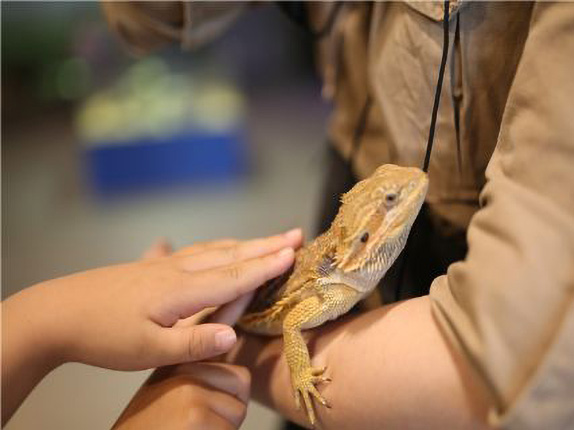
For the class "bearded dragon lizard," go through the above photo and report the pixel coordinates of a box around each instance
[238,164,429,426]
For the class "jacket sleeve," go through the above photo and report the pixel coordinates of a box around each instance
[429,3,574,429]
[101,2,245,55]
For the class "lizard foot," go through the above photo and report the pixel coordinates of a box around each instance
[292,366,331,426]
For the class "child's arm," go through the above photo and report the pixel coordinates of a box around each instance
[2,229,301,424]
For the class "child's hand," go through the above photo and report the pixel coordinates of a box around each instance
[2,230,301,423]
[112,362,251,430]
[41,229,300,370]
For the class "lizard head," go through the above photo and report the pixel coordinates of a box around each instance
[333,164,428,274]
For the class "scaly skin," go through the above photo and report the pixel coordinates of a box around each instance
[238,164,429,426]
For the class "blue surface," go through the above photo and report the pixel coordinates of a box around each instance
[84,128,248,195]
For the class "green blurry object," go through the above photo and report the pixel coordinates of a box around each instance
[2,2,101,102]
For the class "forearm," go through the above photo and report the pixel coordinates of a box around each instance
[229,296,493,429]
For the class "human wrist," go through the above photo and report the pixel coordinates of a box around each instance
[2,284,69,423]
[6,281,74,370]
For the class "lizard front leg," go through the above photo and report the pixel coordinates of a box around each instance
[282,284,360,426]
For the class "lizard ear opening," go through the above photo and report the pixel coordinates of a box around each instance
[360,232,369,243]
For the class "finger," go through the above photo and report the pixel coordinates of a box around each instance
[174,290,254,329]
[208,291,255,326]
[173,307,216,329]
[176,247,295,314]
[203,389,247,428]
[175,239,238,257]
[174,362,251,403]
[159,323,237,364]
[179,228,302,273]
[142,238,172,259]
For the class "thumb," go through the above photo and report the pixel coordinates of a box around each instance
[159,323,237,364]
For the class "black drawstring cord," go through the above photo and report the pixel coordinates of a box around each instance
[394,0,451,302]
[349,1,451,179]
[319,1,450,302]
[344,2,451,301]
[422,0,451,174]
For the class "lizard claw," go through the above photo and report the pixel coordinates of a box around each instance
[292,366,331,426]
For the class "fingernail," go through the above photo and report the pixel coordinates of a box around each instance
[215,328,237,351]
[284,228,301,241]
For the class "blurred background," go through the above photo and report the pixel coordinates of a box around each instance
[2,2,330,429]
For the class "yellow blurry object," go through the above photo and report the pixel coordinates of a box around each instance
[76,57,245,145]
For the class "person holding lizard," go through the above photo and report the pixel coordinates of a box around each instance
[102,3,574,430]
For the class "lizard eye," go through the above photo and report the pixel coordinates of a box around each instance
[385,192,398,206]
[360,232,369,243]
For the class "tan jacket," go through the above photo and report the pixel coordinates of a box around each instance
[103,2,574,428]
